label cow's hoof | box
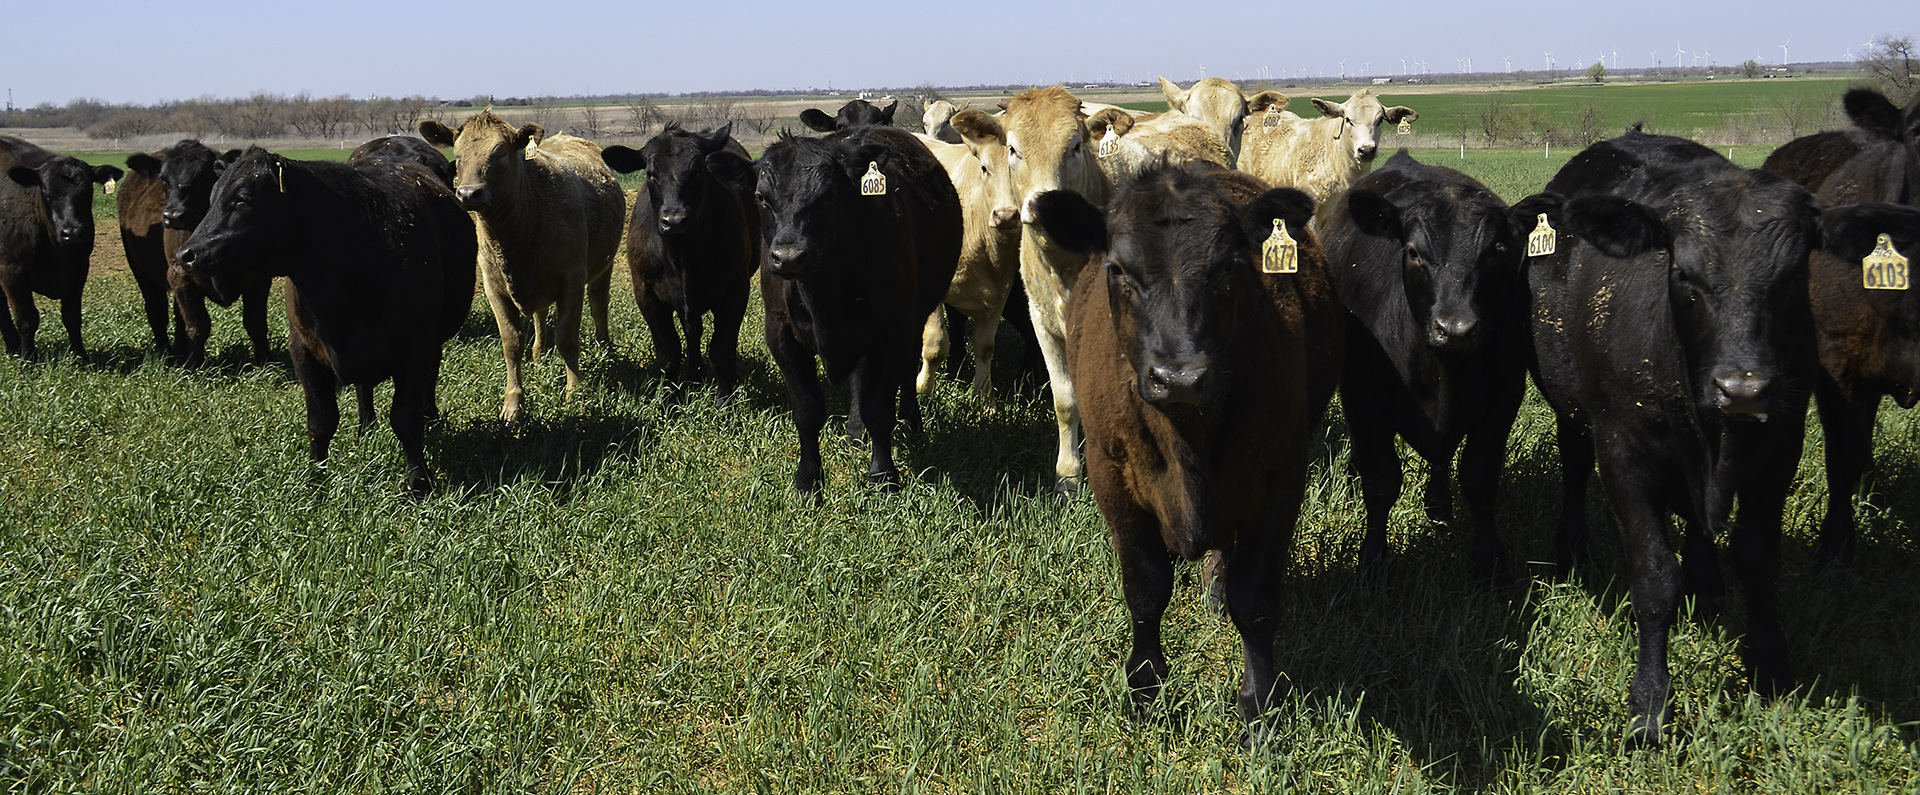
[1624,714,1666,751]
[868,470,902,493]
[405,474,432,501]
[1053,477,1080,503]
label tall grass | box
[0,149,1913,793]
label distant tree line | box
[0,93,439,141]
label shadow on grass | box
[432,407,649,500]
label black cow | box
[601,122,760,404]
[1032,162,1341,744]
[175,148,477,496]
[1520,128,1920,746]
[1763,88,1920,564]
[798,99,899,133]
[124,141,267,366]
[739,126,961,493]
[1318,151,1527,582]
[350,135,457,189]
[1,136,121,359]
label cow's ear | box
[601,145,645,174]
[515,124,542,149]
[705,151,754,190]
[220,149,244,163]
[1159,76,1188,112]
[842,142,890,182]
[1243,187,1316,244]
[92,165,124,184]
[1843,89,1902,140]
[1509,193,1561,232]
[7,166,41,188]
[1345,189,1403,239]
[1562,195,1668,258]
[1031,189,1107,255]
[799,109,837,133]
[879,101,898,125]
[1813,202,1920,263]
[1087,108,1134,139]
[419,120,458,148]
[1383,106,1419,124]
[126,153,162,179]
[1247,92,1289,115]
[707,121,734,145]
[1310,98,1345,118]
[951,109,1003,148]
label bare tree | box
[617,97,665,134]
[579,104,604,140]
[1858,34,1918,104]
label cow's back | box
[0,137,54,264]
[859,126,962,319]
[117,169,166,276]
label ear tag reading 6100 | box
[1262,219,1299,274]
[1397,119,1413,135]
[1526,214,1557,257]
[1098,129,1120,159]
[1862,233,1910,291]
[860,162,886,196]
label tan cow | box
[1085,107,1233,190]
[1237,88,1417,230]
[420,110,625,421]
[1001,86,1111,496]
[1159,76,1252,161]
[914,109,1021,397]
[922,99,963,144]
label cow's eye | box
[1007,145,1020,159]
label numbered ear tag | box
[275,161,286,194]
[1261,219,1298,274]
[1526,214,1557,257]
[1097,129,1120,158]
[1862,233,1910,291]
[860,162,886,196]
[103,178,117,195]
[1396,119,1412,135]
[1262,106,1282,128]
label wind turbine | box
[1401,58,1408,75]
[1675,44,1687,71]
[1503,56,1512,72]
[1338,58,1347,79]
[1779,39,1790,65]
[1702,50,1711,66]
[1465,57,1472,73]
[1544,51,1555,73]
[1363,61,1372,76]
[1612,49,1619,69]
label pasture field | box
[1,148,1915,793]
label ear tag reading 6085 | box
[860,162,886,196]
[1862,233,1910,291]
[1098,129,1120,159]
[1526,213,1557,257]
[1262,219,1299,274]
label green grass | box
[0,147,1914,793]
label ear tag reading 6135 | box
[1862,233,1910,291]
[1397,119,1413,135]
[1526,214,1557,257]
[860,162,886,196]
[1098,129,1120,159]
[1262,219,1299,274]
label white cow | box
[1237,88,1418,230]
[914,109,1021,397]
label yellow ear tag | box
[1397,119,1412,135]
[1526,214,1557,257]
[275,161,286,194]
[103,178,117,195]
[1262,106,1282,128]
[860,162,886,196]
[1862,233,1910,291]
[1097,129,1120,158]
[1261,219,1298,274]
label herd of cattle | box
[2,77,1918,749]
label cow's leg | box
[1596,443,1683,748]
[129,261,171,354]
[898,367,924,436]
[174,289,214,367]
[943,306,969,381]
[59,291,84,360]
[1344,389,1402,568]
[1106,504,1173,718]
[916,306,949,397]
[853,362,902,491]
[1460,430,1514,586]
[390,366,434,499]
[1814,379,1877,566]
[354,384,377,435]
[710,288,749,408]
[637,293,683,381]
[7,286,42,360]
[554,277,588,399]
[768,315,826,494]
[968,306,1003,399]
[1030,303,1081,497]
[0,282,27,356]
[681,309,708,384]
[1554,416,1596,576]
[240,279,272,366]
[484,280,528,421]
[1227,472,1304,747]
[289,333,341,471]
[587,264,612,348]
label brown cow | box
[420,111,624,421]
[1034,161,1340,744]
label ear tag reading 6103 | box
[860,162,886,196]
[1262,219,1299,274]
[1526,213,1557,257]
[1098,129,1120,159]
[1862,233,1910,291]
[1397,119,1413,135]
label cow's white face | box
[1002,87,1107,225]
[1312,93,1418,163]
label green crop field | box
[2,140,1915,792]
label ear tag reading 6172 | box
[1262,219,1299,274]
[1397,119,1413,135]
[860,162,886,196]
[1526,214,1557,257]
[1862,233,1910,291]
[1098,129,1120,159]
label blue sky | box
[2,0,1908,106]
